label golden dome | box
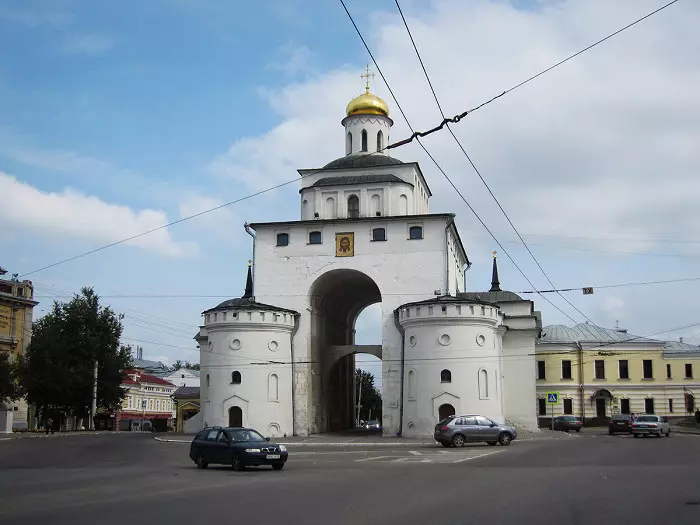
[346,89,389,117]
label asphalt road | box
[1,430,699,525]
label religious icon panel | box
[335,232,354,257]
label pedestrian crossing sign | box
[546,392,560,404]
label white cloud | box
[211,0,700,257]
[268,44,313,75]
[62,34,113,56]
[0,171,197,257]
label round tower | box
[197,265,299,437]
[397,296,505,437]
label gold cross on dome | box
[493,250,497,258]
[361,64,375,93]
[248,259,252,267]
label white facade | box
[197,85,541,437]
[159,368,200,388]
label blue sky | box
[2,0,700,388]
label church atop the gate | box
[195,77,542,437]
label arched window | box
[371,194,381,216]
[479,368,489,399]
[232,371,241,384]
[377,130,384,151]
[440,369,451,383]
[206,374,210,387]
[346,132,353,155]
[372,227,386,241]
[409,226,423,240]
[325,197,336,219]
[268,373,279,402]
[399,194,408,215]
[347,195,360,218]
[407,369,417,400]
[276,233,289,246]
[361,129,368,151]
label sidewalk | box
[154,428,572,445]
[674,424,700,435]
[0,430,113,440]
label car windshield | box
[368,420,379,425]
[438,416,456,425]
[636,416,659,422]
[226,429,266,442]
[562,416,578,421]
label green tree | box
[355,368,382,421]
[169,360,200,372]
[21,288,132,421]
[0,352,23,403]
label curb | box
[154,435,561,445]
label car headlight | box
[279,445,287,452]
[245,448,261,453]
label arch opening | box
[438,403,455,421]
[308,269,382,433]
[229,406,242,427]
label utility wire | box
[16,2,683,280]
[394,0,592,324]
[387,0,684,150]
[340,0,578,324]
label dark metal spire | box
[490,251,501,292]
[243,260,253,299]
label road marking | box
[355,455,395,462]
[453,450,503,463]
[409,450,423,456]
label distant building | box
[0,267,38,431]
[108,370,176,432]
[172,386,200,432]
[131,346,168,374]
[536,323,700,424]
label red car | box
[550,415,583,432]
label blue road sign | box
[546,392,560,404]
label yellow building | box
[536,323,699,424]
[0,267,38,429]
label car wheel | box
[232,457,245,471]
[195,455,208,469]
[272,463,285,470]
[498,432,512,446]
[576,429,581,433]
[608,430,613,435]
[440,441,451,448]
[633,434,639,438]
[666,429,671,437]
[452,434,466,448]
[487,441,498,446]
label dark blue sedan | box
[190,427,288,471]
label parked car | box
[550,415,583,432]
[434,414,516,447]
[189,427,288,471]
[609,414,634,435]
[631,415,670,438]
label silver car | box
[434,414,517,447]
[631,415,671,438]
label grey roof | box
[204,297,298,315]
[153,369,200,378]
[398,294,501,309]
[459,290,524,303]
[309,174,408,189]
[663,340,700,356]
[133,358,168,371]
[173,386,200,398]
[322,153,405,170]
[540,323,657,344]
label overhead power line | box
[387,0,684,150]
[17,2,682,280]
[393,0,593,324]
[520,276,700,295]
[340,0,579,325]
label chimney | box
[679,337,684,344]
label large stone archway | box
[308,269,382,433]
